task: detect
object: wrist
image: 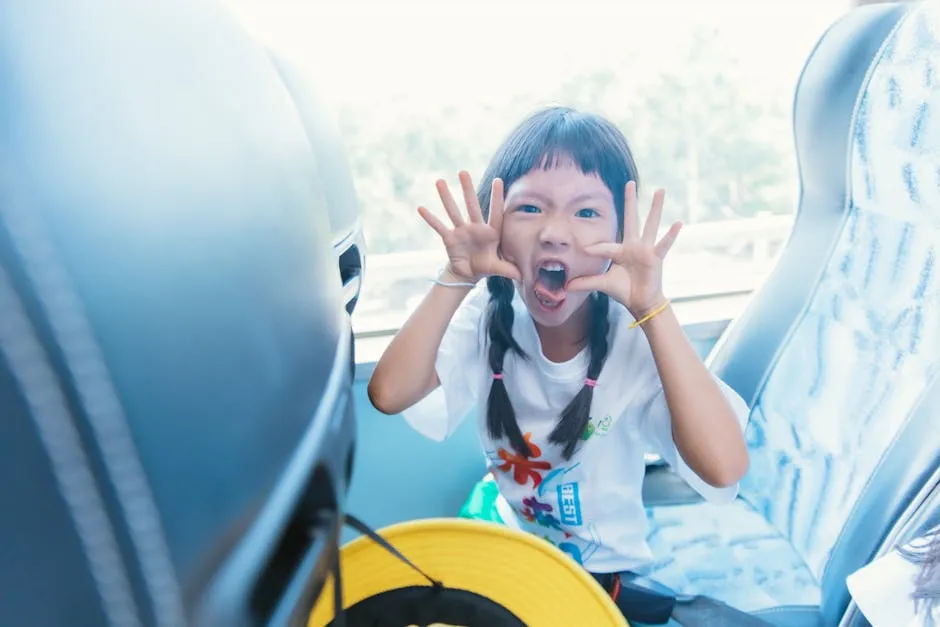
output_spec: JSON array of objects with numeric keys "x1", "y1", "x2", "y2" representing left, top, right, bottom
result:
[
  {"x1": 637, "y1": 304, "x2": 683, "y2": 346},
  {"x1": 634, "y1": 302, "x2": 680, "y2": 344},
  {"x1": 438, "y1": 265, "x2": 478, "y2": 287},
  {"x1": 628, "y1": 294, "x2": 669, "y2": 321}
]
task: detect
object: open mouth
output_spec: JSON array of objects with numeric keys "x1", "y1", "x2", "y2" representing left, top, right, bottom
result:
[{"x1": 533, "y1": 261, "x2": 567, "y2": 311}]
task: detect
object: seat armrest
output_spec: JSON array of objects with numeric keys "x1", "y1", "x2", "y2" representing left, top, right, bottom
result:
[{"x1": 642, "y1": 465, "x2": 704, "y2": 507}]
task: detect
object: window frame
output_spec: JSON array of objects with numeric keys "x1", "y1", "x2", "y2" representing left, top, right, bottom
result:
[{"x1": 352, "y1": 289, "x2": 746, "y2": 380}]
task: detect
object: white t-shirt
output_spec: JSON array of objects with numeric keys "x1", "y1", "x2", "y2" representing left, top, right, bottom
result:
[
  {"x1": 403, "y1": 284, "x2": 750, "y2": 574},
  {"x1": 847, "y1": 533, "x2": 939, "y2": 627}
]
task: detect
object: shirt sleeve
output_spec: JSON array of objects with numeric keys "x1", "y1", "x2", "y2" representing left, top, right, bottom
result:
[
  {"x1": 400, "y1": 284, "x2": 489, "y2": 442},
  {"x1": 637, "y1": 373, "x2": 751, "y2": 505}
]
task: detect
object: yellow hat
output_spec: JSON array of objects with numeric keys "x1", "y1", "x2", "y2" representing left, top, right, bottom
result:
[{"x1": 307, "y1": 517, "x2": 628, "y2": 627}]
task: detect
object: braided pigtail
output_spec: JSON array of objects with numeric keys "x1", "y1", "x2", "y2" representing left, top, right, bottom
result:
[
  {"x1": 484, "y1": 275, "x2": 531, "y2": 456},
  {"x1": 549, "y1": 292, "x2": 612, "y2": 459},
  {"x1": 473, "y1": 107, "x2": 639, "y2": 458}
]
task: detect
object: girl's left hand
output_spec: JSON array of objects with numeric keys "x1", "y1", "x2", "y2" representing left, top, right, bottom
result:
[{"x1": 566, "y1": 181, "x2": 682, "y2": 319}]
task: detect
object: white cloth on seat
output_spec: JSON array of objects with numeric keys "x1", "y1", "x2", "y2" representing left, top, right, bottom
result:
[{"x1": 847, "y1": 533, "x2": 939, "y2": 627}]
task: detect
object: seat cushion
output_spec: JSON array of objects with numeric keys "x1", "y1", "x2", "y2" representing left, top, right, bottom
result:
[
  {"x1": 644, "y1": 500, "x2": 821, "y2": 613},
  {"x1": 459, "y1": 479, "x2": 820, "y2": 613}
]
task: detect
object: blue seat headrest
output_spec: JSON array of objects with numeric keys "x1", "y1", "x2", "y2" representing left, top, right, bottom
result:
[{"x1": 0, "y1": 1, "x2": 356, "y2": 625}]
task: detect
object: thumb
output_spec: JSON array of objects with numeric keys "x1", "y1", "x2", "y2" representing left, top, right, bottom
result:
[
  {"x1": 566, "y1": 273, "x2": 608, "y2": 294},
  {"x1": 491, "y1": 259, "x2": 522, "y2": 282}
]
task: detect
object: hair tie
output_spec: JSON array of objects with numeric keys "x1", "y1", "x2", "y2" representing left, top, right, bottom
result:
[
  {"x1": 492, "y1": 373, "x2": 504, "y2": 380},
  {"x1": 584, "y1": 378, "x2": 597, "y2": 388}
]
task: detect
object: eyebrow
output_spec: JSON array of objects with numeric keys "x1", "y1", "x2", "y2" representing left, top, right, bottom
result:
[{"x1": 507, "y1": 191, "x2": 609, "y2": 206}]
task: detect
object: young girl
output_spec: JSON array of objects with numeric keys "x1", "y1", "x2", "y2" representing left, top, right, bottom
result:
[{"x1": 368, "y1": 106, "x2": 750, "y2": 616}]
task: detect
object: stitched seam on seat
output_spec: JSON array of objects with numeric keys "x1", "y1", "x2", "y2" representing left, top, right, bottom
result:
[
  {"x1": 0, "y1": 171, "x2": 186, "y2": 627},
  {"x1": 754, "y1": 605, "x2": 820, "y2": 615},
  {"x1": 839, "y1": 598, "x2": 870, "y2": 627},
  {"x1": 0, "y1": 266, "x2": 143, "y2": 627}
]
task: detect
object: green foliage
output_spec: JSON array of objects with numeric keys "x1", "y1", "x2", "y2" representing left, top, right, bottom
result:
[{"x1": 338, "y1": 26, "x2": 796, "y2": 255}]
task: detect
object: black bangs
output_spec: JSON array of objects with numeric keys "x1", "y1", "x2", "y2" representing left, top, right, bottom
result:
[{"x1": 478, "y1": 106, "x2": 640, "y2": 233}]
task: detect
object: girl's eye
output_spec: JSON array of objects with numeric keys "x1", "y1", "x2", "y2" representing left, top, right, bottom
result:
[
  {"x1": 516, "y1": 204, "x2": 541, "y2": 214},
  {"x1": 576, "y1": 208, "x2": 599, "y2": 218}
]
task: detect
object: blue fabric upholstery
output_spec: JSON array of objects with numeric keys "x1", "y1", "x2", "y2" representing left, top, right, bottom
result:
[
  {"x1": 645, "y1": 501, "x2": 819, "y2": 611},
  {"x1": 645, "y1": 0, "x2": 940, "y2": 618},
  {"x1": 747, "y1": 0, "x2": 940, "y2": 579}
]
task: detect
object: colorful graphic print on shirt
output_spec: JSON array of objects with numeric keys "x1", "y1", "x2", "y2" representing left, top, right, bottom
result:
[
  {"x1": 581, "y1": 415, "x2": 613, "y2": 441},
  {"x1": 495, "y1": 432, "x2": 552, "y2": 488},
  {"x1": 489, "y1": 433, "x2": 601, "y2": 565},
  {"x1": 533, "y1": 523, "x2": 602, "y2": 565}
]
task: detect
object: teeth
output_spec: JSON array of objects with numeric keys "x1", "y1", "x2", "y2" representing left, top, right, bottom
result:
[
  {"x1": 541, "y1": 262, "x2": 564, "y2": 271},
  {"x1": 534, "y1": 289, "x2": 563, "y2": 309},
  {"x1": 536, "y1": 292, "x2": 559, "y2": 308}
]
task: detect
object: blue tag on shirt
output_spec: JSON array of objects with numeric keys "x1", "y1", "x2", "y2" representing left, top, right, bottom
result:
[{"x1": 557, "y1": 482, "x2": 582, "y2": 526}]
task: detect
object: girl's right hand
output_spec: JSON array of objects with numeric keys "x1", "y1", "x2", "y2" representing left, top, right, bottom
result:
[{"x1": 418, "y1": 171, "x2": 521, "y2": 284}]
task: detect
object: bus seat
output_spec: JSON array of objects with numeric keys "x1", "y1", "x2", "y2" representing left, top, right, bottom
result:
[
  {"x1": 263, "y1": 47, "x2": 366, "y2": 316},
  {"x1": 0, "y1": 0, "x2": 356, "y2": 625},
  {"x1": 644, "y1": 2, "x2": 940, "y2": 624}
]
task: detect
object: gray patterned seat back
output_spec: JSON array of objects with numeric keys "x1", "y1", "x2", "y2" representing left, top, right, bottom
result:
[{"x1": 710, "y1": 0, "x2": 940, "y2": 622}]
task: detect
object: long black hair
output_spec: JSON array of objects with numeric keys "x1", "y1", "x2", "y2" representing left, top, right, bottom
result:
[
  {"x1": 899, "y1": 528, "x2": 940, "y2": 622},
  {"x1": 476, "y1": 106, "x2": 640, "y2": 460}
]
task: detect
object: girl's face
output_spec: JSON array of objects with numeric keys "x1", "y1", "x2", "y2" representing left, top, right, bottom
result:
[{"x1": 499, "y1": 158, "x2": 620, "y2": 328}]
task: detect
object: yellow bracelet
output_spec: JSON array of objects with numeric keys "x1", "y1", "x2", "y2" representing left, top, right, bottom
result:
[{"x1": 629, "y1": 300, "x2": 671, "y2": 329}]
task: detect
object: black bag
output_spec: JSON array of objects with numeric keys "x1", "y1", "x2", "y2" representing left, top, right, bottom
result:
[{"x1": 592, "y1": 571, "x2": 774, "y2": 627}]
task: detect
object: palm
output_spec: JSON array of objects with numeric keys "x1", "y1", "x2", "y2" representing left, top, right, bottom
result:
[
  {"x1": 442, "y1": 223, "x2": 503, "y2": 281},
  {"x1": 608, "y1": 243, "x2": 663, "y2": 309},
  {"x1": 567, "y1": 182, "x2": 681, "y2": 316},
  {"x1": 418, "y1": 171, "x2": 521, "y2": 283}
]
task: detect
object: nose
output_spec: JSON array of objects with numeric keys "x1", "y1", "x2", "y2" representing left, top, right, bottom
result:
[{"x1": 538, "y1": 215, "x2": 572, "y2": 248}]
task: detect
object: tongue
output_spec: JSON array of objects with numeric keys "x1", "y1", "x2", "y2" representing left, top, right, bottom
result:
[{"x1": 534, "y1": 277, "x2": 566, "y2": 304}]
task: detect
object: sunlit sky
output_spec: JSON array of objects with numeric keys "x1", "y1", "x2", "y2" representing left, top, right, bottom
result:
[{"x1": 225, "y1": 0, "x2": 850, "y2": 110}]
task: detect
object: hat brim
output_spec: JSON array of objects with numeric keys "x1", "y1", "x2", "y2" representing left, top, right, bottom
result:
[{"x1": 307, "y1": 517, "x2": 627, "y2": 626}]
